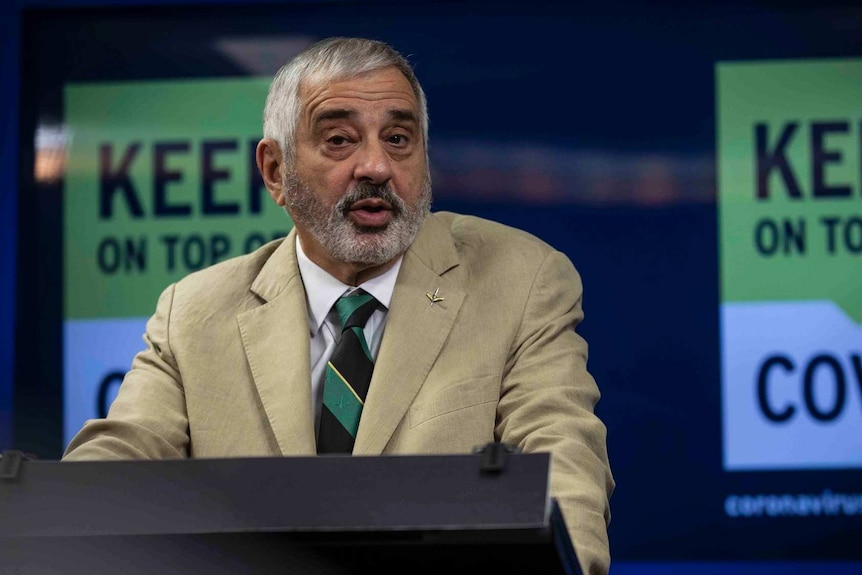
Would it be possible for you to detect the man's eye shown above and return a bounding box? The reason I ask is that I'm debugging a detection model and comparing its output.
[387,134,408,145]
[327,136,349,146]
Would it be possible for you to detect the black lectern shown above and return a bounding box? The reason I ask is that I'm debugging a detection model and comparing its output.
[0,450,581,575]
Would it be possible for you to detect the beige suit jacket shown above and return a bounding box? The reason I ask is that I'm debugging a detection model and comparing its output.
[65,211,614,575]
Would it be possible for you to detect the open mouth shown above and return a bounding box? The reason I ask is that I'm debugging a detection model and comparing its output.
[347,198,394,227]
[349,198,392,212]
[356,205,386,214]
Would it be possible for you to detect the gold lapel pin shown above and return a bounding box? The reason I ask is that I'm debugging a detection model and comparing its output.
[425,288,445,306]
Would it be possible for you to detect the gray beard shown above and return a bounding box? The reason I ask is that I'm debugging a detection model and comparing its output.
[283,173,432,266]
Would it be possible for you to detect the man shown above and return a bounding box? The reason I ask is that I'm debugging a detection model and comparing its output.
[65,37,614,574]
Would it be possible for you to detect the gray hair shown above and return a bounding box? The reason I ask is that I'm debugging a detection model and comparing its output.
[262,37,429,168]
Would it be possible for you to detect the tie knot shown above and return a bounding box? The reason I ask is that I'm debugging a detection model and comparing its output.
[334,290,378,332]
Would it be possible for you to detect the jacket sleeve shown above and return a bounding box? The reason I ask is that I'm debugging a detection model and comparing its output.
[495,249,615,575]
[63,284,190,460]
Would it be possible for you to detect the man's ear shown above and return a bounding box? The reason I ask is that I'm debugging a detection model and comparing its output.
[256,138,286,206]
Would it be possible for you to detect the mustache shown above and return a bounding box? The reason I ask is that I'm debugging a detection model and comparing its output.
[336,182,402,215]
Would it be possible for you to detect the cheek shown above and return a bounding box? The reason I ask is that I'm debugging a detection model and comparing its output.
[298,164,350,205]
[394,163,430,198]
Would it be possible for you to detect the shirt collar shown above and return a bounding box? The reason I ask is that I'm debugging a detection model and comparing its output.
[295,235,402,336]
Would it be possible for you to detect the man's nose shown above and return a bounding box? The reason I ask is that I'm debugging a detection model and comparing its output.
[353,140,393,184]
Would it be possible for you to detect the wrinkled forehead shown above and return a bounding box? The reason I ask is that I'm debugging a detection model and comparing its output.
[298,66,418,114]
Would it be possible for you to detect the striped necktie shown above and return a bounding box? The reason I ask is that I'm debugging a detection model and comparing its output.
[317,290,378,454]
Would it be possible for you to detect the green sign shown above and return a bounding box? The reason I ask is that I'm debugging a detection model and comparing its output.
[64,78,293,319]
[717,59,862,322]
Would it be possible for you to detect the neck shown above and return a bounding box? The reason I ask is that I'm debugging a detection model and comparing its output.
[332,258,399,286]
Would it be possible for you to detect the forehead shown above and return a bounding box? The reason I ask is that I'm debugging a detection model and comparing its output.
[299,66,419,123]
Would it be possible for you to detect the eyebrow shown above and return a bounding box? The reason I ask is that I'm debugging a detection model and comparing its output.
[387,109,418,124]
[312,109,356,124]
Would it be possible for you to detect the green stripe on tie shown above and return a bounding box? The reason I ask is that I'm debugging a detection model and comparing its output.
[336,293,374,328]
[323,363,364,437]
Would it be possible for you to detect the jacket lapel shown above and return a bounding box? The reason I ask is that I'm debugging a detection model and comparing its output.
[237,231,317,456]
[354,215,464,455]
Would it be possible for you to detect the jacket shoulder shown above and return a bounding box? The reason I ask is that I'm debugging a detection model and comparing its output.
[431,211,560,265]
[168,237,286,316]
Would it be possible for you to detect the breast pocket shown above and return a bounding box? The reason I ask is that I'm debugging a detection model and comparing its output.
[408,375,501,429]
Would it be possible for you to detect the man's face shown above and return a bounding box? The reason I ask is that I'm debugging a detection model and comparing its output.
[285,66,431,273]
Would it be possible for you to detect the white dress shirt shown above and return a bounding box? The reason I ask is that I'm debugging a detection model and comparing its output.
[295,236,402,432]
